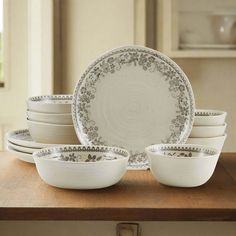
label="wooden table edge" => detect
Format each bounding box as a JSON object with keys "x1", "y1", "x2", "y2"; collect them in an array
[{"x1": 1, "y1": 207, "x2": 236, "y2": 221}]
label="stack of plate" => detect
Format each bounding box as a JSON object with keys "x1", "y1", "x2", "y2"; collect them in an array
[
  {"x1": 6, "y1": 129, "x2": 55, "y2": 163},
  {"x1": 187, "y1": 109, "x2": 227, "y2": 151},
  {"x1": 26, "y1": 95, "x2": 79, "y2": 144}
]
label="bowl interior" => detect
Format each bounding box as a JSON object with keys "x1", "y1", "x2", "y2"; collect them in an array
[
  {"x1": 147, "y1": 145, "x2": 218, "y2": 158},
  {"x1": 34, "y1": 146, "x2": 129, "y2": 163}
]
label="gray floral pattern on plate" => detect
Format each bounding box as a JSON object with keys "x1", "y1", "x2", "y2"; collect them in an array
[
  {"x1": 72, "y1": 46, "x2": 195, "y2": 169},
  {"x1": 10, "y1": 129, "x2": 33, "y2": 141}
]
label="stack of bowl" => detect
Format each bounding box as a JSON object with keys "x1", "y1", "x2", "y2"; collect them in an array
[
  {"x1": 187, "y1": 109, "x2": 227, "y2": 151},
  {"x1": 26, "y1": 95, "x2": 79, "y2": 144}
]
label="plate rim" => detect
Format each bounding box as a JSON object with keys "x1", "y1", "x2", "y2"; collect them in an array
[
  {"x1": 6, "y1": 129, "x2": 53, "y2": 149},
  {"x1": 7, "y1": 145, "x2": 34, "y2": 163},
  {"x1": 7, "y1": 141, "x2": 37, "y2": 154}
]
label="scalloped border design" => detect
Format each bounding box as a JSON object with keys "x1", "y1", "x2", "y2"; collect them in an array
[
  {"x1": 29, "y1": 95, "x2": 73, "y2": 103},
  {"x1": 148, "y1": 145, "x2": 217, "y2": 156},
  {"x1": 195, "y1": 111, "x2": 223, "y2": 117},
  {"x1": 34, "y1": 145, "x2": 129, "y2": 159}
]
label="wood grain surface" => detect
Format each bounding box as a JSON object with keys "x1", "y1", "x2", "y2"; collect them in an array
[{"x1": 0, "y1": 152, "x2": 236, "y2": 221}]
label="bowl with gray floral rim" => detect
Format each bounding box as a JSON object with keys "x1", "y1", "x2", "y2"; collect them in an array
[
  {"x1": 27, "y1": 95, "x2": 73, "y2": 113},
  {"x1": 33, "y1": 145, "x2": 130, "y2": 189},
  {"x1": 145, "y1": 144, "x2": 220, "y2": 187},
  {"x1": 33, "y1": 145, "x2": 130, "y2": 163}
]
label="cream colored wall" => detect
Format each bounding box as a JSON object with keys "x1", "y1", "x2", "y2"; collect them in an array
[
  {"x1": 60, "y1": 0, "x2": 145, "y2": 93},
  {"x1": 175, "y1": 58, "x2": 236, "y2": 152},
  {"x1": 0, "y1": 0, "x2": 28, "y2": 149}
]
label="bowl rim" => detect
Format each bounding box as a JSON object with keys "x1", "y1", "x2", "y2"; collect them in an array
[
  {"x1": 33, "y1": 145, "x2": 130, "y2": 164},
  {"x1": 187, "y1": 133, "x2": 227, "y2": 140},
  {"x1": 27, "y1": 94, "x2": 73, "y2": 104},
  {"x1": 195, "y1": 109, "x2": 227, "y2": 117},
  {"x1": 145, "y1": 144, "x2": 219, "y2": 159},
  {"x1": 192, "y1": 123, "x2": 227, "y2": 128},
  {"x1": 27, "y1": 110, "x2": 72, "y2": 116},
  {"x1": 27, "y1": 119, "x2": 74, "y2": 127}
]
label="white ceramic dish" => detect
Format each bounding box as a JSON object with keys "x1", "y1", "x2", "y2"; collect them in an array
[
  {"x1": 27, "y1": 120, "x2": 79, "y2": 144},
  {"x1": 186, "y1": 134, "x2": 227, "y2": 151},
  {"x1": 33, "y1": 145, "x2": 129, "y2": 189},
  {"x1": 27, "y1": 95, "x2": 72, "y2": 113},
  {"x1": 6, "y1": 129, "x2": 58, "y2": 148},
  {"x1": 194, "y1": 109, "x2": 227, "y2": 126},
  {"x1": 7, "y1": 145, "x2": 34, "y2": 163},
  {"x1": 7, "y1": 141, "x2": 38, "y2": 154},
  {"x1": 189, "y1": 123, "x2": 227, "y2": 138},
  {"x1": 72, "y1": 45, "x2": 195, "y2": 169},
  {"x1": 27, "y1": 110, "x2": 73, "y2": 125},
  {"x1": 145, "y1": 144, "x2": 220, "y2": 187}
]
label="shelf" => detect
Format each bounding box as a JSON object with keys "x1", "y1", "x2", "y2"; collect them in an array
[
  {"x1": 156, "y1": 0, "x2": 236, "y2": 58},
  {"x1": 0, "y1": 152, "x2": 236, "y2": 221},
  {"x1": 166, "y1": 50, "x2": 236, "y2": 58}
]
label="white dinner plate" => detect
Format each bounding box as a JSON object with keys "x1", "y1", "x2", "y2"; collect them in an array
[
  {"x1": 72, "y1": 46, "x2": 195, "y2": 169},
  {"x1": 6, "y1": 129, "x2": 57, "y2": 149},
  {"x1": 7, "y1": 145, "x2": 34, "y2": 163},
  {"x1": 7, "y1": 141, "x2": 38, "y2": 154}
]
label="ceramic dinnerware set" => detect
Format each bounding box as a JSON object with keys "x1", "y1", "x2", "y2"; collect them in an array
[{"x1": 6, "y1": 46, "x2": 227, "y2": 189}]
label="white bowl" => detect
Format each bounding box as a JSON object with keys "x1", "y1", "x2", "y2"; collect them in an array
[
  {"x1": 189, "y1": 123, "x2": 226, "y2": 138},
  {"x1": 186, "y1": 134, "x2": 227, "y2": 151},
  {"x1": 145, "y1": 144, "x2": 220, "y2": 187},
  {"x1": 27, "y1": 119, "x2": 79, "y2": 144},
  {"x1": 194, "y1": 109, "x2": 227, "y2": 126},
  {"x1": 33, "y1": 145, "x2": 129, "y2": 189},
  {"x1": 27, "y1": 110, "x2": 73, "y2": 125},
  {"x1": 27, "y1": 95, "x2": 72, "y2": 113}
]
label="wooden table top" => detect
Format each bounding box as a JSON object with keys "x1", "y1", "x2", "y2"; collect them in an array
[{"x1": 0, "y1": 152, "x2": 236, "y2": 221}]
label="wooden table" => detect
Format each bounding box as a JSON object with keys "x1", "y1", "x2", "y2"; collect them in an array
[{"x1": 0, "y1": 152, "x2": 236, "y2": 221}]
